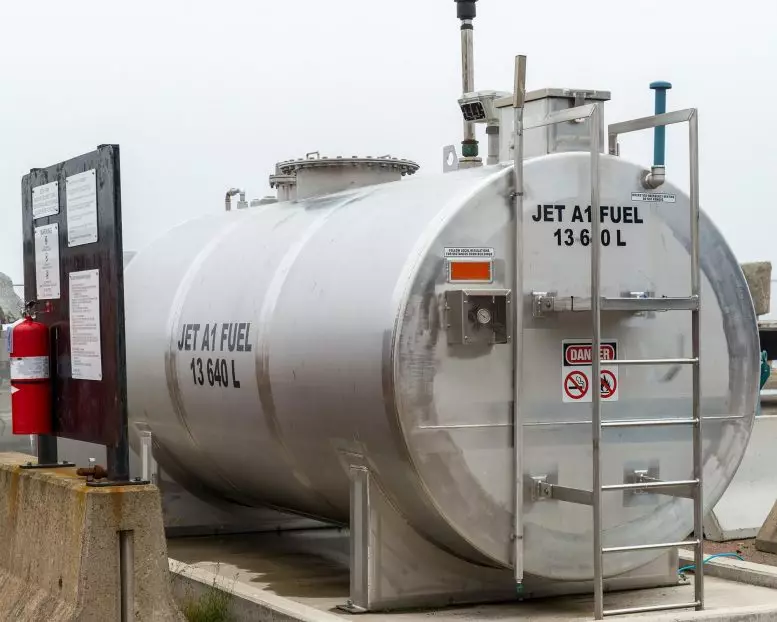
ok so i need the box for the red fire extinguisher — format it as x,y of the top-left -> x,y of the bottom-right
10,303 -> 52,435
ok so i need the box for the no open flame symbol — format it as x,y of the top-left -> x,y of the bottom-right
600,369 -> 617,399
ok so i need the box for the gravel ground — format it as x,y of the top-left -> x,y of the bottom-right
703,538 -> 777,567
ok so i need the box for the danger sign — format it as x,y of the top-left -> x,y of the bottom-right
563,342 -> 617,366
562,339 -> 619,403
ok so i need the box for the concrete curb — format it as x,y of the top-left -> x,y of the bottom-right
169,552 -> 777,622
618,604 -> 777,621
679,548 -> 777,590
169,559 -> 343,622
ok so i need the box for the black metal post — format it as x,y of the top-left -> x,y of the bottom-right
36,435 -> 57,464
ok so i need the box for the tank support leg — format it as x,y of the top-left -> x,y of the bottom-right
339,464 -> 515,613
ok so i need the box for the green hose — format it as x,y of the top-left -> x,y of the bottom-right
761,350 -> 771,390
758,350 -> 771,417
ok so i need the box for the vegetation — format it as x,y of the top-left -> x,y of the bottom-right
181,582 -> 232,622
172,561 -> 236,622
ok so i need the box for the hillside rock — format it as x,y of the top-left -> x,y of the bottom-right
0,273 -> 22,324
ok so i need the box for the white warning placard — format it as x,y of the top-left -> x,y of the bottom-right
631,192 -> 676,203
34,223 -> 61,300
69,269 -> 102,381
444,247 -> 495,258
32,181 -> 59,219
66,169 -> 98,247
562,339 -> 619,403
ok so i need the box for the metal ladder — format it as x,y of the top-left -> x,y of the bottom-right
512,57 -> 703,619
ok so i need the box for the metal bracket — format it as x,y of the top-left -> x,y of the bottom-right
442,145 -> 460,173
19,461 -> 75,469
572,92 -> 590,124
530,476 -> 593,506
623,466 -> 660,507
622,466 -> 697,503
531,291 -> 694,318
86,478 -> 151,488
531,291 -> 555,318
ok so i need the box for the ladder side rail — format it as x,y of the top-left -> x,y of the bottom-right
510,79 -> 603,606
511,54 -> 528,592
688,109 -> 703,611
533,101 -> 605,619
589,103 -> 604,621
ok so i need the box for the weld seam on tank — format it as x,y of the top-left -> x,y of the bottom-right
255,191 -> 374,516
163,219 -> 247,497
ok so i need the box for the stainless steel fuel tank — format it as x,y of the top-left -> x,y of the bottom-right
126,152 -> 759,581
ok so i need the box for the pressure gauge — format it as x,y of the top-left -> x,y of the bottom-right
476,307 -> 492,325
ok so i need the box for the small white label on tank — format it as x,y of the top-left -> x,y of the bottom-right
32,181 -> 59,219
66,169 -> 98,247
69,269 -> 102,381
444,247 -> 494,258
34,223 -> 60,300
561,339 -> 619,403
631,192 -> 676,203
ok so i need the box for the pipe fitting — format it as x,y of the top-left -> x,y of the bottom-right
486,124 -> 500,165
457,2 -> 478,161
225,187 -> 246,211
642,165 -> 666,190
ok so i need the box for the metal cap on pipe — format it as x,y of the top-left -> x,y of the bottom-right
454,0 -> 477,21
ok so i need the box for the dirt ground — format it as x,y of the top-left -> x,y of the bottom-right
703,538 -> 777,567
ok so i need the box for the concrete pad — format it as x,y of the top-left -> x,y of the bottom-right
742,261 -> 772,316
168,531 -> 777,621
0,452 -> 183,621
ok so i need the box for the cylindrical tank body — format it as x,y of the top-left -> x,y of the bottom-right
126,153 -> 759,581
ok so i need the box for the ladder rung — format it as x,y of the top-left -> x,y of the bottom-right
602,418 -> 698,428
601,296 -> 699,312
602,479 -> 698,493
603,601 -> 701,617
603,539 -> 700,554
608,357 -> 698,366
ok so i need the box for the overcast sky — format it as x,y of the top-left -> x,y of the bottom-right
1,0 -> 776,289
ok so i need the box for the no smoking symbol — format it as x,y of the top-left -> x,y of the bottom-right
564,371 -> 589,400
